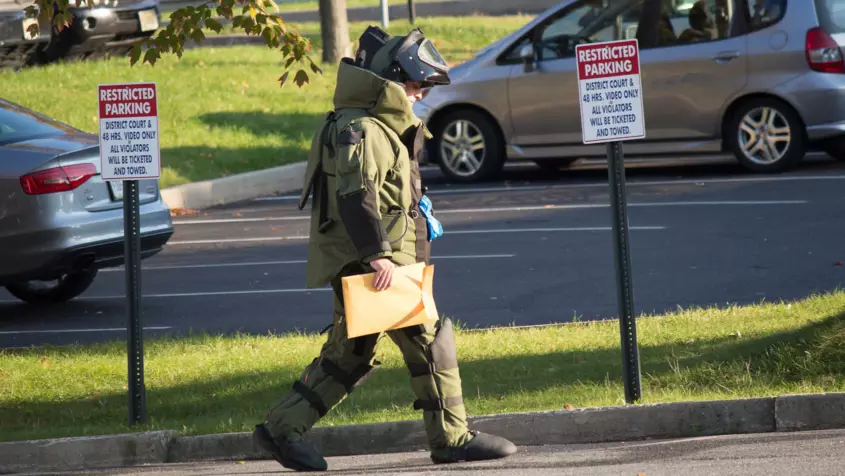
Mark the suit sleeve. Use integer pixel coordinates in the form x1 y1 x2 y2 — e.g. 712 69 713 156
334 122 393 264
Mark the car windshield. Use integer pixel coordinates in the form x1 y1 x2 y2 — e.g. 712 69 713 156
0 101 80 147
816 0 845 33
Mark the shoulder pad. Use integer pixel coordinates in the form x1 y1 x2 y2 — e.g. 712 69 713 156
339 122 365 145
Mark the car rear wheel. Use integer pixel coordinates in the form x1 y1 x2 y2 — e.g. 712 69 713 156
726 98 806 173
5 268 98 305
432 109 505 183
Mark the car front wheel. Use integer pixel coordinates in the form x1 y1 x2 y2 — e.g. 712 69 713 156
5 268 98 305
432 109 505 183
726 98 806 173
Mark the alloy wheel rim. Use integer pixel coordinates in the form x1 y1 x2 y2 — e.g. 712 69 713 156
440 119 486 177
738 107 791 165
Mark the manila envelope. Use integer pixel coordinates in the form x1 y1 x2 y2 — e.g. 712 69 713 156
341 262 439 338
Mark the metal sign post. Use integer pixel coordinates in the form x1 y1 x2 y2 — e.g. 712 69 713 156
575 39 646 404
97 82 162 424
380 0 389 28
123 179 145 423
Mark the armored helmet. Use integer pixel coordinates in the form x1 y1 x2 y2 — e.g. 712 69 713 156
354 25 451 88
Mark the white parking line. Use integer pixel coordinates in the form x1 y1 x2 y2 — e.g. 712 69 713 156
0 289 331 304
0 326 172 335
100 254 516 272
251 174 845 201
445 226 666 234
102 259 308 271
169 236 309 245
168 226 665 245
173 200 808 225
95 288 330 300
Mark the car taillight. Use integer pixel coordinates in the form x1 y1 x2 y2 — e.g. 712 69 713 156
806 27 845 73
20 163 97 195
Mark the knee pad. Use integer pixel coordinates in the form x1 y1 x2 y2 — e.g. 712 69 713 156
408 318 464 412
291 356 381 417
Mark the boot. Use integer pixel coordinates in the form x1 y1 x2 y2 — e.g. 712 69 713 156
253 423 328 472
430 430 518 464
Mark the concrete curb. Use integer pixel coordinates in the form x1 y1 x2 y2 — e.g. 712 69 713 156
160 161 305 210
0 430 177 474
5 392 845 473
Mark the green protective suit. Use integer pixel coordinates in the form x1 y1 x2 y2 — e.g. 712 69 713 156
263 57 473 453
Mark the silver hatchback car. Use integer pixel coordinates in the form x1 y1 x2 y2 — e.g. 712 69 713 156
414 0 845 182
0 99 173 304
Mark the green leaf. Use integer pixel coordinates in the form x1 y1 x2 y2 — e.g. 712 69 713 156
129 43 143 65
285 57 295 68
232 16 243 28
143 47 159 66
205 18 223 33
278 71 290 87
190 29 206 44
293 69 309 87
25 24 39 40
309 60 322 75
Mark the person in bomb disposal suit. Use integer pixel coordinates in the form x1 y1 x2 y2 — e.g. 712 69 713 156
251 26 518 472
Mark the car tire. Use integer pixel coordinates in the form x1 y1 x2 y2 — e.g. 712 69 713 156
725 97 807 173
431 109 505 183
5 268 98 305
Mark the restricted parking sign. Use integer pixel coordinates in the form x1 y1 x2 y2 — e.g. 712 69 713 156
576 39 646 144
97 82 161 181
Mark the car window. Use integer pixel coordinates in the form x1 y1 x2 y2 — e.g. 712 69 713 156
531 0 647 62
815 0 845 33
655 0 739 47
0 101 78 147
745 0 786 31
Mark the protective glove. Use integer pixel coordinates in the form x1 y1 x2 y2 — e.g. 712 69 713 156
418 195 443 242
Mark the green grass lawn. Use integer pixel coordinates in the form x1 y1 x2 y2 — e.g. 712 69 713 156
2 291 845 442
0 15 531 189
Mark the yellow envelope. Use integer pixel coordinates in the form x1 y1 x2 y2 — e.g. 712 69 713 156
341 262 439 338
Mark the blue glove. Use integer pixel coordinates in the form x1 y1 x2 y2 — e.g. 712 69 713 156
418 195 443 242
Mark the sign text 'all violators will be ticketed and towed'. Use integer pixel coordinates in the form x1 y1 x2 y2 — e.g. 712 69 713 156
97 83 161 181
575 39 646 144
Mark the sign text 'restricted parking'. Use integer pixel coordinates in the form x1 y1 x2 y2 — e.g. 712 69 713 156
98 83 161 180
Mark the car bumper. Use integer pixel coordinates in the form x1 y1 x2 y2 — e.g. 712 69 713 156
775 72 845 142
0 200 173 285
413 100 435 125
66 0 160 45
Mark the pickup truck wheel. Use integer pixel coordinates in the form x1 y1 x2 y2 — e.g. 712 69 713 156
5 268 98 305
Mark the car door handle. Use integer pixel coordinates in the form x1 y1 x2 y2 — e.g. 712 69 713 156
712 50 741 63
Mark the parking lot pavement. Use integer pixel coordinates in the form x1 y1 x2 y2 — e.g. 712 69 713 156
2 157 845 349
23 429 845 475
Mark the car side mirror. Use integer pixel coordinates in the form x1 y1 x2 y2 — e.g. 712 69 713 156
519 44 536 73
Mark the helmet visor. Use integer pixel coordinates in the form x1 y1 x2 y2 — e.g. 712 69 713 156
397 38 451 86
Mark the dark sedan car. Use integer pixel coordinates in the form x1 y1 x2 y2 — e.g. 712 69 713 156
0 98 173 304
0 0 161 66
36 0 161 62
0 5 50 70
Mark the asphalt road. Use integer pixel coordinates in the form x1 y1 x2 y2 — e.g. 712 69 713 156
2 156 845 348
20 429 845 475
